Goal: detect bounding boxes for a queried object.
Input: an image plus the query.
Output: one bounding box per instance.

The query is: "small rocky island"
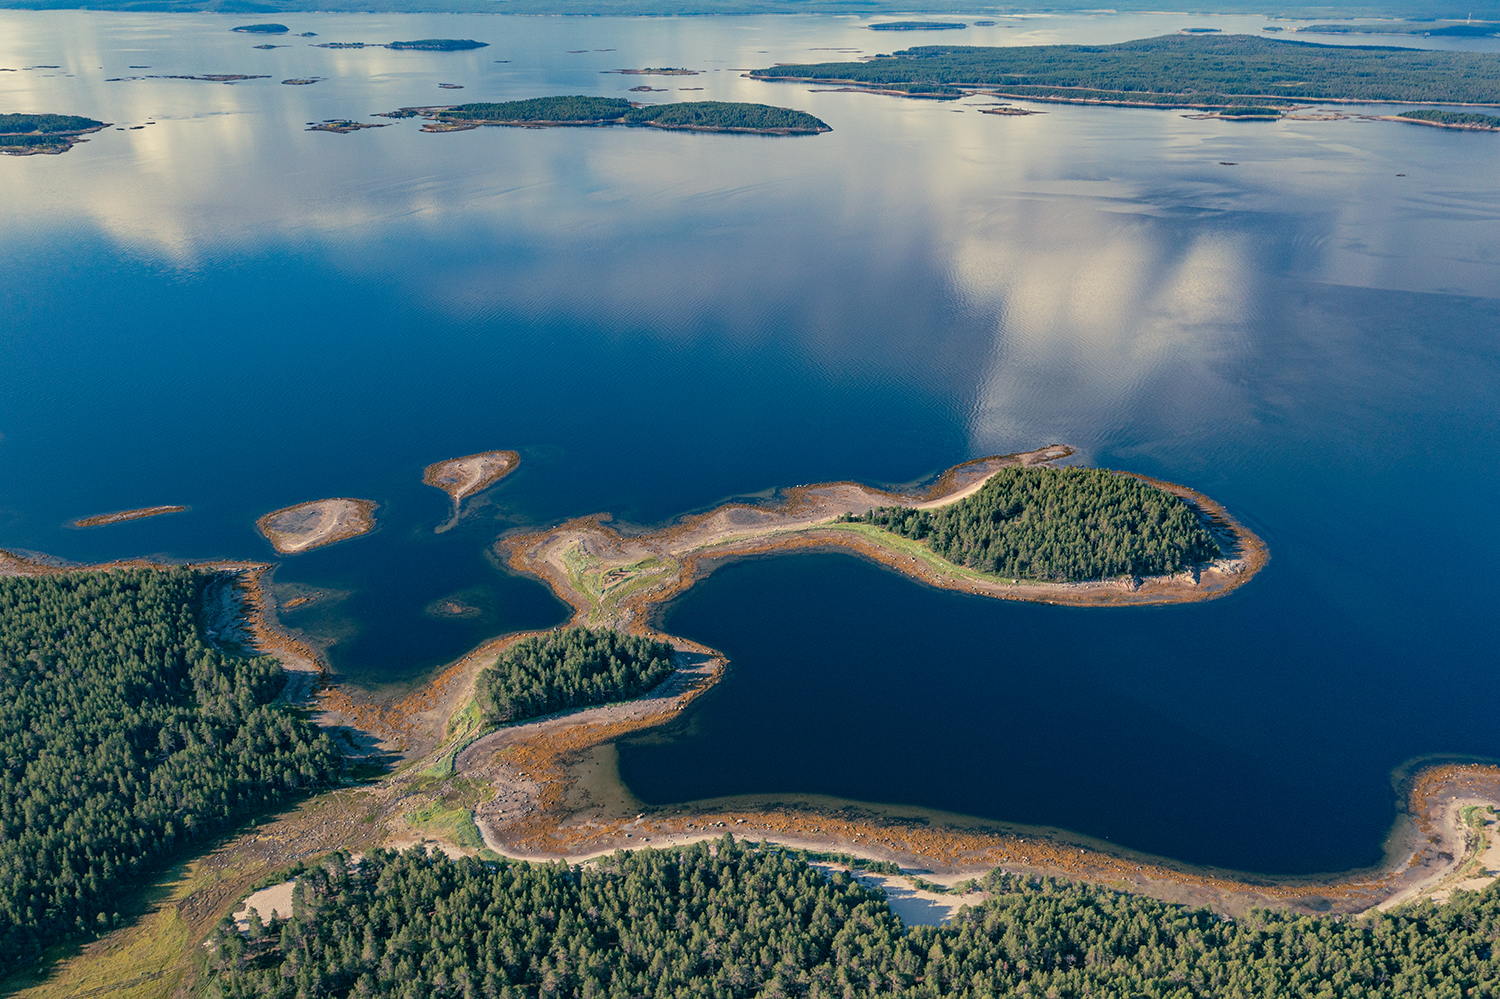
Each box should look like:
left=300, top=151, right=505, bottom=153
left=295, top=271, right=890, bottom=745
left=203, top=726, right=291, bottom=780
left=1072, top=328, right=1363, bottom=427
left=71, top=505, right=186, bottom=528
left=403, top=96, right=830, bottom=134
left=607, top=67, right=701, bottom=76
left=1, top=113, right=109, bottom=155
left=423, top=450, right=520, bottom=506
left=256, top=498, right=377, bottom=554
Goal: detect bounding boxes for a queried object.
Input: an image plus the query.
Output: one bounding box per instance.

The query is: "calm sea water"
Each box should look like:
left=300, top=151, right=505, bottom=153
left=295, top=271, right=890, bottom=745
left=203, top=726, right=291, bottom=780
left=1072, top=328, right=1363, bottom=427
left=3, top=11, right=1497, bottom=873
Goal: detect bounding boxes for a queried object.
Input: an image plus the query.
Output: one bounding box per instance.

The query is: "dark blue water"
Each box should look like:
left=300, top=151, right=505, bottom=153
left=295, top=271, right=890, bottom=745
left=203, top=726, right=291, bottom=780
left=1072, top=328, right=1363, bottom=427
left=623, top=278, right=1500, bottom=876
left=3, top=11, right=1499, bottom=870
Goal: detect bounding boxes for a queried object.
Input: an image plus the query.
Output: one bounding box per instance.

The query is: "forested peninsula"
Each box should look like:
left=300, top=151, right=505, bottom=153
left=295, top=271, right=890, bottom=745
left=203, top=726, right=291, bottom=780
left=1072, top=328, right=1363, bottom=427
left=501, top=448, right=1262, bottom=639
left=411, top=96, right=830, bottom=134
left=0, top=569, right=340, bottom=968
left=748, top=34, right=1500, bottom=107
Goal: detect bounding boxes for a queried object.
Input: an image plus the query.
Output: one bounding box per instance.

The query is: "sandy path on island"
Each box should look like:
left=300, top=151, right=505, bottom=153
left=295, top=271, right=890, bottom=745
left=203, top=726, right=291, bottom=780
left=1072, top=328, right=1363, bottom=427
left=256, top=498, right=377, bottom=554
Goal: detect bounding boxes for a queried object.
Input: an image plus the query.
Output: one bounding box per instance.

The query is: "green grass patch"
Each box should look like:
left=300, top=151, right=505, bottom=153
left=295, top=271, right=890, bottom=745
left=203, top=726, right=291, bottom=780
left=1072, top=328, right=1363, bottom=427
left=406, top=803, right=485, bottom=851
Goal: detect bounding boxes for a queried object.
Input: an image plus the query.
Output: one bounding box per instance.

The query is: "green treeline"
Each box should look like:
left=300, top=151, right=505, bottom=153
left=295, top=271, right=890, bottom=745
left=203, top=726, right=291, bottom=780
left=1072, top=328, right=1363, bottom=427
left=475, top=626, right=676, bottom=724
left=0, top=134, right=67, bottom=148
left=0, top=569, right=341, bottom=968
left=752, top=34, right=1500, bottom=106
left=208, top=841, right=1500, bottom=999
left=387, top=39, right=488, bottom=50
left=622, top=100, right=827, bottom=131
left=849, top=466, right=1220, bottom=581
left=436, top=96, right=828, bottom=132
left=1399, top=108, right=1500, bottom=126
left=441, top=97, right=634, bottom=122
left=0, top=113, right=105, bottom=134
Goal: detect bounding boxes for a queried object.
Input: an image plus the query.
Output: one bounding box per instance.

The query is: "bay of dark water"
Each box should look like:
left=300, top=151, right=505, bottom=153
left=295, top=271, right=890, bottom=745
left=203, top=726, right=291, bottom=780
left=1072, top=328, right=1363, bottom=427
left=2, top=11, right=1498, bottom=873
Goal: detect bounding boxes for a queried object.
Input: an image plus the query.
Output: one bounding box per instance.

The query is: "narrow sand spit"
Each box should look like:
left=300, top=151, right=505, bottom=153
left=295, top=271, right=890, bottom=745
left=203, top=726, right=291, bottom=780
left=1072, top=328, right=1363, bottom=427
left=71, top=505, right=187, bottom=528
left=255, top=498, right=376, bottom=554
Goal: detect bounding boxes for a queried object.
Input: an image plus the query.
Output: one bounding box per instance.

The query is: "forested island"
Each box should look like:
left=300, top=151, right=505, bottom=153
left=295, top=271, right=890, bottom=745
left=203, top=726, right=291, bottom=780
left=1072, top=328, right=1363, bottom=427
left=749, top=34, right=1500, bottom=108
left=231, top=22, right=287, bottom=33
left=0, top=112, right=108, bottom=154
left=0, top=569, right=339, bottom=968
left=845, top=466, right=1220, bottom=582
left=1396, top=108, right=1500, bottom=128
left=413, top=96, right=830, bottom=134
left=475, top=627, right=676, bottom=724
left=208, top=842, right=1500, bottom=999
left=870, top=21, right=966, bottom=30
left=388, top=38, right=487, bottom=50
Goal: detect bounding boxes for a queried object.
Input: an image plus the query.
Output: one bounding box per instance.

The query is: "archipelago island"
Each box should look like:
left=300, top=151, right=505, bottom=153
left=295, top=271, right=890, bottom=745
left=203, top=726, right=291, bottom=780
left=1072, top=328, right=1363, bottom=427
left=1, top=113, right=109, bottom=155
left=255, top=498, right=377, bottom=554
left=397, top=96, right=831, bottom=134
left=748, top=34, right=1500, bottom=114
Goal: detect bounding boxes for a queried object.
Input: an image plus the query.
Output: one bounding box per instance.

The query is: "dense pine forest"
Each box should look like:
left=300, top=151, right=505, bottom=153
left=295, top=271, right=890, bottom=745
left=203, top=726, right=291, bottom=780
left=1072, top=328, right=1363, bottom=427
left=848, top=466, right=1220, bottom=581
left=475, top=627, right=676, bottom=724
left=751, top=35, right=1500, bottom=106
left=209, top=840, right=1500, bottom=999
left=0, top=569, right=340, bottom=967
left=1398, top=109, right=1500, bottom=127
left=0, top=113, right=105, bottom=133
left=438, top=96, right=635, bottom=123
left=622, top=101, right=829, bottom=132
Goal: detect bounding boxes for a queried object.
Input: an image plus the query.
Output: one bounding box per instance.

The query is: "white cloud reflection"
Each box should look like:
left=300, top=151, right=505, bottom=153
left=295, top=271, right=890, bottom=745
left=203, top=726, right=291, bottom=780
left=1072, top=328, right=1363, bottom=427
left=4, top=10, right=1496, bottom=465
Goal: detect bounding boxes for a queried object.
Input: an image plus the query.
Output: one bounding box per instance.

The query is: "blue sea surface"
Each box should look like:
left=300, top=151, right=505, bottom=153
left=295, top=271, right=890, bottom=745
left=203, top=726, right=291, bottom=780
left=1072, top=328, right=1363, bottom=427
left=2, top=11, right=1497, bottom=872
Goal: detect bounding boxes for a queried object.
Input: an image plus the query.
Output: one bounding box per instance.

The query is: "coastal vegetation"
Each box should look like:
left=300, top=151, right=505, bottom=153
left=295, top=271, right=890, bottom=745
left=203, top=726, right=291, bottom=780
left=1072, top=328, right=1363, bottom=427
left=475, top=626, right=676, bottom=724
left=750, top=35, right=1500, bottom=106
left=845, top=467, right=1220, bottom=582
left=231, top=23, right=287, bottom=33
left=208, top=840, right=1500, bottom=998
left=1398, top=108, right=1500, bottom=127
left=0, top=569, right=340, bottom=968
left=438, top=95, right=632, bottom=123
left=624, top=100, right=828, bottom=131
left=427, top=96, right=830, bottom=133
left=1, top=112, right=105, bottom=133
